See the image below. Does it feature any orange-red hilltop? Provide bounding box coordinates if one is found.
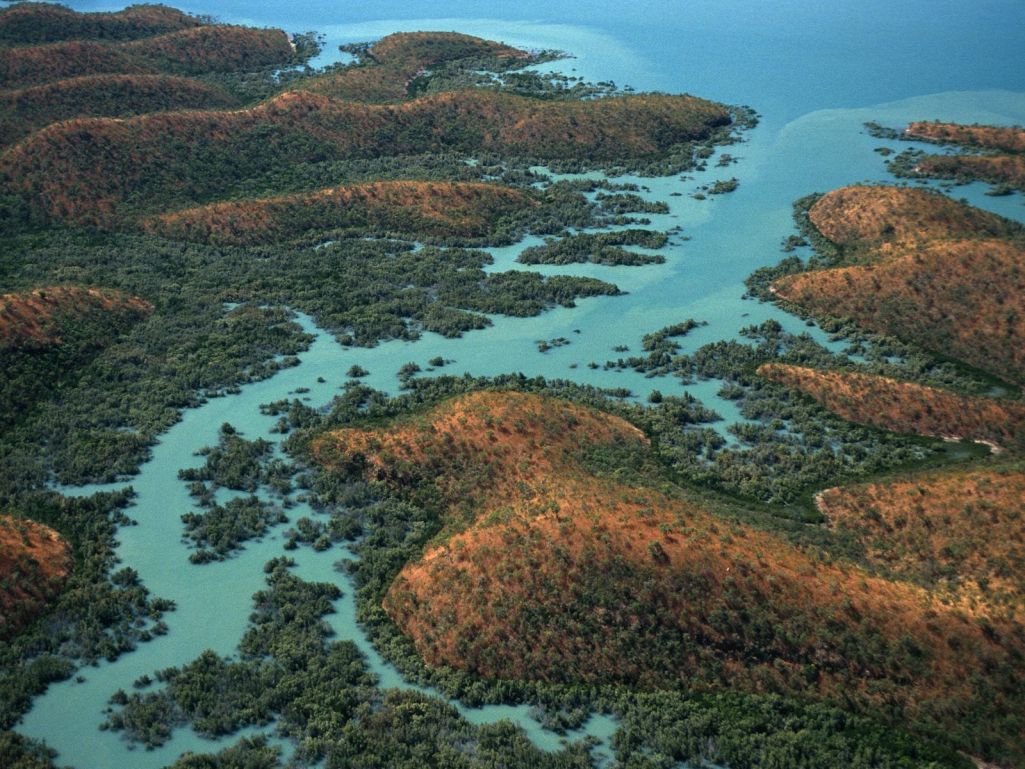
[0,287,152,350]
[758,363,1025,451]
[0,515,72,639]
[141,181,538,245]
[774,186,1025,385]
[312,390,1024,761]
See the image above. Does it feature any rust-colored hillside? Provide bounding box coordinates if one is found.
[303,31,530,103]
[757,364,1025,451]
[313,391,1025,761]
[0,25,294,88]
[915,153,1025,190]
[141,181,538,245]
[0,74,239,146]
[893,122,1025,190]
[776,186,1025,385]
[905,121,1025,154]
[773,238,1025,385]
[1,89,731,226]
[806,185,1016,246]
[0,515,72,640]
[816,467,1025,615]
[0,2,201,45]
[0,287,153,350]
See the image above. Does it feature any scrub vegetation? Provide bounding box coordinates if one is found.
[0,3,202,45]
[0,516,72,640]
[735,174,1025,765]
[1,89,734,227]
[0,6,756,767]
[106,555,967,769]
[815,465,1025,615]
[872,120,1025,192]
[758,363,1025,451]
[293,384,1016,765]
[5,4,1021,769]
[770,185,1025,385]
[0,74,240,148]
[517,229,668,266]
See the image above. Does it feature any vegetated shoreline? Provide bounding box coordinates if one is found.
[757,363,1025,453]
[1,88,736,227]
[760,185,1025,387]
[0,74,242,147]
[737,171,1025,764]
[299,381,1022,766]
[0,9,776,769]
[139,181,541,246]
[867,119,1025,192]
[7,4,1023,769]
[91,372,985,769]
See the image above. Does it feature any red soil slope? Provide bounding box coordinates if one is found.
[1,89,730,226]
[0,74,239,146]
[816,467,1025,616]
[776,186,1025,385]
[0,25,293,88]
[775,237,1025,385]
[757,364,1025,451]
[0,3,201,45]
[0,287,153,350]
[905,121,1025,154]
[313,391,1025,761]
[0,515,72,639]
[898,122,1025,189]
[806,185,1017,246]
[141,181,538,245]
[304,31,531,103]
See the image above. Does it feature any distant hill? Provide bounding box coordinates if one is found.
[140,181,538,245]
[0,74,239,147]
[805,184,1017,246]
[906,121,1025,154]
[313,390,1025,762]
[0,7,304,149]
[0,2,201,45]
[889,122,1025,191]
[301,31,532,103]
[914,153,1025,190]
[901,121,1025,190]
[0,25,295,88]
[0,515,72,640]
[1,89,732,226]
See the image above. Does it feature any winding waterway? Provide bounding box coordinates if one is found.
[22,311,620,766]
[14,1,1025,766]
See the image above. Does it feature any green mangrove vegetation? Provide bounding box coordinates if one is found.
[518,230,668,266]
[103,554,971,769]
[7,5,1019,769]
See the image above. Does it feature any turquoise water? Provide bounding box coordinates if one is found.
[13,1,1025,766]
[21,313,623,766]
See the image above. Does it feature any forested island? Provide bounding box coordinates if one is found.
[1,4,1024,769]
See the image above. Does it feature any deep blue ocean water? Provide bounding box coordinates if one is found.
[9,1,1025,766]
